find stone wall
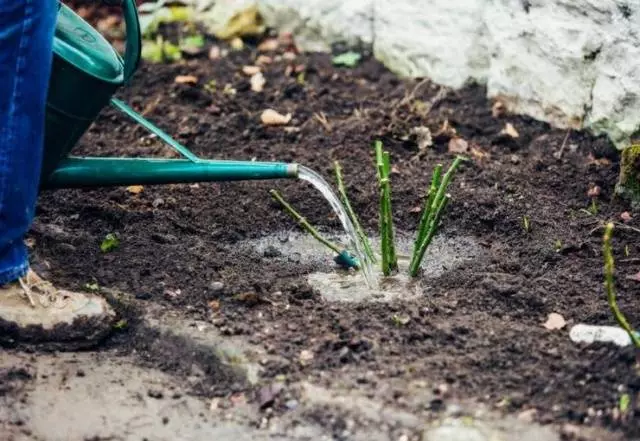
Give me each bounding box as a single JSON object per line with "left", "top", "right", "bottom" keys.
{"left": 196, "top": 0, "right": 640, "bottom": 148}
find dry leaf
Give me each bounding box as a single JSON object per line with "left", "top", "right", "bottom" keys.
{"left": 434, "top": 119, "right": 457, "bottom": 138}
{"left": 587, "top": 185, "right": 601, "bottom": 198}
{"left": 470, "top": 147, "right": 490, "bottom": 160}
{"left": 256, "top": 55, "right": 272, "bottom": 65}
{"left": 448, "top": 137, "right": 469, "bottom": 154}
{"left": 621, "top": 211, "right": 633, "bottom": 222}
{"left": 543, "top": 312, "right": 566, "bottom": 330}
{"left": 250, "top": 72, "right": 266, "bottom": 92}
{"left": 208, "top": 299, "right": 220, "bottom": 311}
{"left": 587, "top": 153, "right": 611, "bottom": 167}
{"left": 174, "top": 75, "right": 198, "bottom": 85}
{"left": 409, "top": 206, "right": 422, "bottom": 213}
{"left": 208, "top": 45, "right": 221, "bottom": 60}
{"left": 126, "top": 185, "right": 144, "bottom": 194}
{"left": 261, "top": 109, "right": 292, "bottom": 126}
{"left": 501, "top": 123, "right": 519, "bottom": 138}
{"left": 258, "top": 38, "right": 279, "bottom": 52}
{"left": 242, "top": 65, "right": 261, "bottom": 76}
{"left": 410, "top": 126, "right": 433, "bottom": 151}
{"left": 492, "top": 100, "right": 506, "bottom": 118}
{"left": 626, "top": 272, "right": 640, "bottom": 282}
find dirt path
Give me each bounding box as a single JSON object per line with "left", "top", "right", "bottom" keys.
{"left": 1, "top": 26, "right": 639, "bottom": 440}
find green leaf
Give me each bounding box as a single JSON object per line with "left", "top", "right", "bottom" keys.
{"left": 84, "top": 282, "right": 99, "bottom": 292}
{"left": 100, "top": 233, "right": 120, "bottom": 253}
{"left": 620, "top": 393, "right": 631, "bottom": 413}
{"left": 332, "top": 51, "right": 361, "bottom": 68}
{"left": 180, "top": 34, "right": 205, "bottom": 52}
{"left": 141, "top": 40, "right": 164, "bottom": 63}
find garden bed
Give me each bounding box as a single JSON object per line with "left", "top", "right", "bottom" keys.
{"left": 6, "top": 20, "right": 640, "bottom": 439}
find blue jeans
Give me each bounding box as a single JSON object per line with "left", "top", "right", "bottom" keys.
{"left": 0, "top": 0, "right": 57, "bottom": 285}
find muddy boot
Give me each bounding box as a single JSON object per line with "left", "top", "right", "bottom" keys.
{"left": 0, "top": 268, "right": 116, "bottom": 350}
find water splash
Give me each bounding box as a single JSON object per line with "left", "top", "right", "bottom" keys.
{"left": 298, "top": 165, "right": 377, "bottom": 288}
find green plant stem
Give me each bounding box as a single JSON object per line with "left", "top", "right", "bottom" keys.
{"left": 409, "top": 156, "right": 465, "bottom": 276}
{"left": 414, "top": 164, "right": 442, "bottom": 251}
{"left": 409, "top": 195, "right": 449, "bottom": 276}
{"left": 334, "top": 161, "right": 376, "bottom": 263}
{"left": 270, "top": 189, "right": 342, "bottom": 255}
{"left": 603, "top": 222, "right": 640, "bottom": 348}
{"left": 375, "top": 142, "right": 391, "bottom": 275}
{"left": 382, "top": 151, "right": 398, "bottom": 272}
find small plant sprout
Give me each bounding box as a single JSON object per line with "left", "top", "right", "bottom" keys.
{"left": 334, "top": 161, "right": 376, "bottom": 263}
{"left": 375, "top": 141, "right": 398, "bottom": 276}
{"left": 409, "top": 155, "right": 465, "bottom": 277}
{"left": 522, "top": 215, "right": 531, "bottom": 233}
{"left": 269, "top": 189, "right": 358, "bottom": 269}
{"left": 603, "top": 223, "right": 640, "bottom": 348}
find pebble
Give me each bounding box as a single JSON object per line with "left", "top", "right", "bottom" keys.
{"left": 209, "top": 281, "right": 224, "bottom": 293}
{"left": 284, "top": 399, "right": 298, "bottom": 410}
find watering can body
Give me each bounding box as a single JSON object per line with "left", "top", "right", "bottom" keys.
{"left": 43, "top": 1, "right": 296, "bottom": 188}
{"left": 44, "top": 1, "right": 140, "bottom": 180}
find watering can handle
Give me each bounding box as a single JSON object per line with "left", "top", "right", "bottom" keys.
{"left": 121, "top": 0, "right": 141, "bottom": 83}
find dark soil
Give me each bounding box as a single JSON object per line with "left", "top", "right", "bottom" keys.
{"left": 13, "top": 15, "right": 640, "bottom": 438}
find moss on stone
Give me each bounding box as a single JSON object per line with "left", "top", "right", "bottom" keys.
{"left": 616, "top": 144, "right": 640, "bottom": 207}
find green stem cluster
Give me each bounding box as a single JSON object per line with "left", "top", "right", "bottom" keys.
{"left": 603, "top": 222, "right": 640, "bottom": 348}
{"left": 375, "top": 141, "right": 398, "bottom": 276}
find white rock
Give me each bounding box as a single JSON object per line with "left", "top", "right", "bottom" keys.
{"left": 569, "top": 323, "right": 635, "bottom": 347}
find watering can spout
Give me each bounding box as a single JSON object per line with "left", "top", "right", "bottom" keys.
{"left": 43, "top": 158, "right": 299, "bottom": 189}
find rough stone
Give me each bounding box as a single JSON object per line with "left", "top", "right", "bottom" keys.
{"left": 190, "top": 0, "right": 640, "bottom": 148}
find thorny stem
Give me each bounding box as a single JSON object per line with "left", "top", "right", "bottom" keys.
{"left": 414, "top": 164, "right": 442, "bottom": 251}
{"left": 603, "top": 222, "right": 640, "bottom": 348}
{"left": 334, "top": 161, "right": 376, "bottom": 263}
{"left": 270, "top": 189, "right": 342, "bottom": 256}
{"left": 383, "top": 151, "right": 398, "bottom": 272}
{"left": 375, "top": 141, "right": 398, "bottom": 276}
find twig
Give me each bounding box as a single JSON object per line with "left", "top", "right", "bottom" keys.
{"left": 334, "top": 161, "right": 376, "bottom": 263}
{"left": 313, "top": 112, "right": 332, "bottom": 132}
{"left": 554, "top": 129, "right": 571, "bottom": 159}
{"left": 603, "top": 223, "right": 640, "bottom": 348}
{"left": 270, "top": 189, "right": 341, "bottom": 255}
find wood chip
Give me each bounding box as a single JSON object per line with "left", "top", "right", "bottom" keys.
{"left": 501, "top": 122, "right": 519, "bottom": 138}
{"left": 543, "top": 312, "right": 566, "bottom": 330}
{"left": 174, "top": 75, "right": 198, "bottom": 85}
{"left": 261, "top": 109, "right": 292, "bottom": 126}
{"left": 256, "top": 55, "right": 272, "bottom": 65}
{"left": 126, "top": 185, "right": 144, "bottom": 194}
{"left": 242, "top": 65, "right": 261, "bottom": 76}
{"left": 250, "top": 72, "right": 266, "bottom": 92}
{"left": 257, "top": 38, "right": 279, "bottom": 52}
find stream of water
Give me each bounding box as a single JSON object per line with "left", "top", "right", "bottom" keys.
{"left": 298, "top": 165, "right": 377, "bottom": 289}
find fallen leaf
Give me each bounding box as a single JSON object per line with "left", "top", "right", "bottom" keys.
{"left": 448, "top": 137, "right": 469, "bottom": 154}
{"left": 434, "top": 119, "right": 457, "bottom": 138}
{"left": 257, "top": 38, "right": 279, "bottom": 52}
{"left": 256, "top": 55, "right": 272, "bottom": 65}
{"left": 332, "top": 51, "right": 361, "bottom": 68}
{"left": 501, "top": 123, "right": 519, "bottom": 138}
{"left": 543, "top": 312, "right": 566, "bottom": 330}
{"left": 208, "top": 45, "right": 221, "bottom": 60}
{"left": 587, "top": 153, "right": 611, "bottom": 167}
{"left": 410, "top": 126, "right": 433, "bottom": 151}
{"left": 587, "top": 185, "right": 601, "bottom": 198}
{"left": 250, "top": 72, "right": 266, "bottom": 92}
{"left": 491, "top": 100, "right": 506, "bottom": 118}
{"left": 126, "top": 185, "right": 144, "bottom": 194}
{"left": 621, "top": 212, "right": 632, "bottom": 222}
{"left": 179, "top": 34, "right": 205, "bottom": 55}
{"left": 208, "top": 299, "right": 220, "bottom": 311}
{"left": 215, "top": 5, "right": 264, "bottom": 40}
{"left": 261, "top": 109, "right": 292, "bottom": 126}
{"left": 174, "top": 75, "right": 198, "bottom": 85}
{"left": 242, "top": 65, "right": 261, "bottom": 76}
{"left": 470, "top": 147, "right": 490, "bottom": 160}
{"left": 626, "top": 272, "right": 640, "bottom": 282}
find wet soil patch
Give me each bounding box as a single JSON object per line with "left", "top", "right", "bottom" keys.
{"left": 17, "top": 22, "right": 640, "bottom": 438}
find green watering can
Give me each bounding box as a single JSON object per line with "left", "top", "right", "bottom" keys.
{"left": 42, "top": 0, "right": 298, "bottom": 189}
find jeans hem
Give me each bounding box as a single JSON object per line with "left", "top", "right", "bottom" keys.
{"left": 0, "top": 261, "right": 28, "bottom": 285}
